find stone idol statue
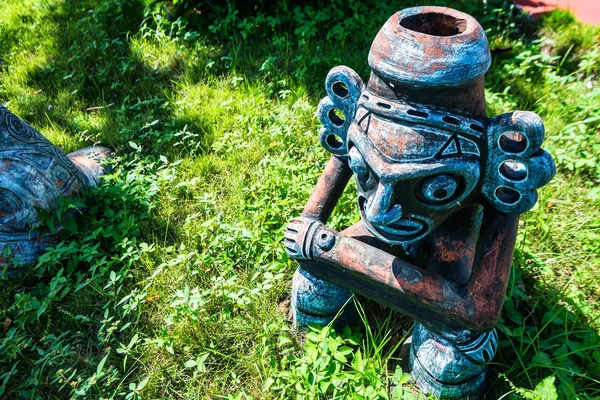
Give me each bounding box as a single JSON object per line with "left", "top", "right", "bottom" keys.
{"left": 0, "top": 105, "right": 111, "bottom": 271}
{"left": 284, "top": 6, "right": 555, "bottom": 399}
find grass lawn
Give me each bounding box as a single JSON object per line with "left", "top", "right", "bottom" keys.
{"left": 0, "top": 0, "right": 599, "bottom": 398}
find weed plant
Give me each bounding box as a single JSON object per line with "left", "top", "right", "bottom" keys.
{"left": 0, "top": 0, "right": 599, "bottom": 398}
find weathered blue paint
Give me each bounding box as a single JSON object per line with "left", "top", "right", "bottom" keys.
{"left": 286, "top": 6, "right": 555, "bottom": 398}
{"left": 482, "top": 111, "right": 556, "bottom": 213}
{"left": 317, "top": 66, "right": 365, "bottom": 156}
{"left": 410, "top": 323, "right": 498, "bottom": 399}
{"left": 347, "top": 97, "right": 483, "bottom": 244}
{"left": 291, "top": 267, "right": 355, "bottom": 329}
{"left": 0, "top": 104, "right": 112, "bottom": 269}
{"left": 368, "top": 7, "right": 491, "bottom": 88}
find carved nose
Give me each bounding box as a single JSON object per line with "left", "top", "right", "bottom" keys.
{"left": 365, "top": 181, "right": 402, "bottom": 226}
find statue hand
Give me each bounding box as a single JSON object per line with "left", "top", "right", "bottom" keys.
{"left": 283, "top": 217, "right": 324, "bottom": 260}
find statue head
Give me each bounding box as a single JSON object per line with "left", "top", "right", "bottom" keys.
{"left": 316, "top": 7, "right": 555, "bottom": 245}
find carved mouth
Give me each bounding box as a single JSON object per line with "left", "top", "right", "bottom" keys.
{"left": 358, "top": 197, "right": 430, "bottom": 244}
{"left": 380, "top": 219, "right": 423, "bottom": 235}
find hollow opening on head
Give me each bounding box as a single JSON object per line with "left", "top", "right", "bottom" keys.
{"left": 358, "top": 196, "right": 367, "bottom": 210}
{"left": 483, "top": 349, "right": 491, "bottom": 362}
{"left": 400, "top": 12, "right": 467, "bottom": 37}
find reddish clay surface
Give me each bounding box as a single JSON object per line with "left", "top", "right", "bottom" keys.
{"left": 513, "top": 0, "right": 600, "bottom": 24}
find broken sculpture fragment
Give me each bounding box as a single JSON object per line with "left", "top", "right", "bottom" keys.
{"left": 0, "top": 105, "right": 111, "bottom": 271}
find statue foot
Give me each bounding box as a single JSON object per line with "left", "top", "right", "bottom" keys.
{"left": 410, "top": 323, "right": 498, "bottom": 399}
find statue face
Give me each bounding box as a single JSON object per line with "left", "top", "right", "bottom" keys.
{"left": 346, "top": 105, "right": 483, "bottom": 244}
{"left": 318, "top": 66, "right": 555, "bottom": 229}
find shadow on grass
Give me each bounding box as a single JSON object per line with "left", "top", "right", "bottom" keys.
{"left": 487, "top": 248, "right": 600, "bottom": 398}
{"left": 8, "top": 0, "right": 214, "bottom": 158}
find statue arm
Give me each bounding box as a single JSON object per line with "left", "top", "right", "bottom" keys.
{"left": 300, "top": 155, "right": 353, "bottom": 222}
{"left": 283, "top": 154, "right": 352, "bottom": 260}
{"left": 286, "top": 209, "right": 519, "bottom": 332}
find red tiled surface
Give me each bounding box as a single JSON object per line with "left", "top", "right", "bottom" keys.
{"left": 513, "top": 0, "right": 600, "bottom": 24}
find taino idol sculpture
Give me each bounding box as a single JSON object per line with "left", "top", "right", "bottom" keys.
{"left": 284, "top": 6, "right": 555, "bottom": 399}
{"left": 0, "top": 104, "right": 111, "bottom": 270}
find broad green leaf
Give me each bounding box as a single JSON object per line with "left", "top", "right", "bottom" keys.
{"left": 97, "top": 353, "right": 109, "bottom": 375}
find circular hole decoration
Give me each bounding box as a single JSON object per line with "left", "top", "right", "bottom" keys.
{"left": 331, "top": 81, "right": 349, "bottom": 98}
{"left": 328, "top": 108, "right": 345, "bottom": 127}
{"left": 495, "top": 186, "right": 521, "bottom": 204}
{"left": 499, "top": 131, "right": 527, "bottom": 154}
{"left": 317, "top": 230, "right": 336, "bottom": 251}
{"left": 499, "top": 161, "right": 527, "bottom": 181}
{"left": 326, "top": 134, "right": 344, "bottom": 149}
{"left": 407, "top": 109, "right": 429, "bottom": 118}
{"left": 470, "top": 123, "right": 484, "bottom": 133}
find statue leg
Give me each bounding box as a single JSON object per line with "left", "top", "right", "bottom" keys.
{"left": 410, "top": 323, "right": 498, "bottom": 399}
{"left": 291, "top": 220, "right": 394, "bottom": 329}
{"left": 291, "top": 265, "right": 355, "bottom": 328}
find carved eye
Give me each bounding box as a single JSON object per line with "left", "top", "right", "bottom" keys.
{"left": 348, "top": 146, "right": 368, "bottom": 177}
{"left": 419, "top": 175, "right": 458, "bottom": 203}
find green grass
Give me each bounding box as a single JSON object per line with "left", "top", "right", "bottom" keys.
{"left": 0, "top": 0, "right": 599, "bottom": 398}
